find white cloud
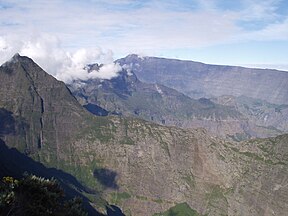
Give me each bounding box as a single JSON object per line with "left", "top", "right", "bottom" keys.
{"left": 0, "top": 0, "right": 287, "bottom": 65}
{"left": 239, "top": 0, "right": 281, "bottom": 21}
{"left": 0, "top": 0, "right": 244, "bottom": 53}
{"left": 0, "top": 33, "right": 122, "bottom": 83}
{"left": 89, "top": 63, "right": 123, "bottom": 80}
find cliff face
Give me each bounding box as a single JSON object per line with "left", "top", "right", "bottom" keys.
{"left": 1, "top": 55, "right": 288, "bottom": 216}
{"left": 117, "top": 54, "right": 288, "bottom": 105}
{"left": 0, "top": 54, "right": 89, "bottom": 165}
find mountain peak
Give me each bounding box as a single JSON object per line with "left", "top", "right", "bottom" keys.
{"left": 12, "top": 52, "right": 21, "bottom": 59}
{"left": 1, "top": 53, "right": 34, "bottom": 67}
{"left": 125, "top": 54, "right": 147, "bottom": 60}
{"left": 9, "top": 53, "right": 24, "bottom": 63}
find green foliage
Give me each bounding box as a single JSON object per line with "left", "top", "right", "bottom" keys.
{"left": 135, "top": 195, "right": 148, "bottom": 201}
{"left": 153, "top": 202, "right": 200, "bottom": 216}
{"left": 205, "top": 185, "right": 226, "bottom": 201}
{"left": 110, "top": 192, "right": 131, "bottom": 205}
{"left": 204, "top": 185, "right": 228, "bottom": 216}
{"left": 0, "top": 175, "right": 87, "bottom": 216}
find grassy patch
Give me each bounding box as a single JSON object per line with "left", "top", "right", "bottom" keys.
{"left": 205, "top": 185, "right": 226, "bottom": 201}
{"left": 153, "top": 202, "right": 201, "bottom": 216}
{"left": 110, "top": 192, "right": 132, "bottom": 205}
{"left": 135, "top": 195, "right": 148, "bottom": 201}
{"left": 80, "top": 116, "right": 115, "bottom": 143}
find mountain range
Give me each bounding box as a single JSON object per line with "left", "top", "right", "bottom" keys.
{"left": 117, "top": 54, "right": 288, "bottom": 105}
{"left": 69, "top": 61, "right": 288, "bottom": 141}
{"left": 0, "top": 54, "right": 288, "bottom": 216}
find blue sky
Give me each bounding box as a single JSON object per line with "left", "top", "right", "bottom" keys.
{"left": 0, "top": 0, "right": 288, "bottom": 72}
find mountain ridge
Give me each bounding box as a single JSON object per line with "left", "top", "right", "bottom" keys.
{"left": 68, "top": 65, "right": 254, "bottom": 140}
{"left": 117, "top": 54, "right": 288, "bottom": 105}
{"left": 69, "top": 63, "right": 284, "bottom": 140}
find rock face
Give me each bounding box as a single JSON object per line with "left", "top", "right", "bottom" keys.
{"left": 0, "top": 53, "right": 89, "bottom": 166}
{"left": 117, "top": 54, "right": 288, "bottom": 105}
{"left": 1, "top": 54, "right": 288, "bottom": 216}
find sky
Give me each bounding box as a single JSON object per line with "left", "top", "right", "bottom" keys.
{"left": 0, "top": 0, "right": 288, "bottom": 82}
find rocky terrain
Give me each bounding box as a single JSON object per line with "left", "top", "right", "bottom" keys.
{"left": 0, "top": 54, "right": 288, "bottom": 216}
{"left": 117, "top": 54, "right": 288, "bottom": 105}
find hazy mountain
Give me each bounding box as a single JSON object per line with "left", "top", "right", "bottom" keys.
{"left": 68, "top": 66, "right": 253, "bottom": 139}
{"left": 212, "top": 95, "right": 288, "bottom": 135}
{"left": 69, "top": 65, "right": 283, "bottom": 140}
{"left": 117, "top": 54, "right": 288, "bottom": 105}
{"left": 1, "top": 54, "right": 288, "bottom": 216}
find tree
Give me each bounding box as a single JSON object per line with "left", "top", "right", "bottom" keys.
{"left": 0, "top": 175, "right": 87, "bottom": 216}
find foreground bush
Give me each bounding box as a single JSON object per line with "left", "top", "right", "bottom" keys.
{"left": 0, "top": 175, "right": 87, "bottom": 216}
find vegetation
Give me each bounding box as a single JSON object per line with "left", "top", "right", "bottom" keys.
{"left": 110, "top": 192, "right": 131, "bottom": 205}
{"left": 153, "top": 202, "right": 201, "bottom": 216}
{"left": 0, "top": 175, "right": 87, "bottom": 216}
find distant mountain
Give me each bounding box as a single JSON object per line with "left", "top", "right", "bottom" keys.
{"left": 212, "top": 95, "right": 288, "bottom": 135}
{"left": 117, "top": 54, "right": 288, "bottom": 105}
{"left": 1, "top": 54, "right": 288, "bottom": 216}
{"left": 68, "top": 66, "right": 254, "bottom": 139}
{"left": 69, "top": 65, "right": 283, "bottom": 140}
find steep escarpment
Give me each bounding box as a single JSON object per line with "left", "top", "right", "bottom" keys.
{"left": 117, "top": 54, "right": 288, "bottom": 105}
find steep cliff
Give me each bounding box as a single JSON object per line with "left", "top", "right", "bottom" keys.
{"left": 0, "top": 53, "right": 89, "bottom": 166}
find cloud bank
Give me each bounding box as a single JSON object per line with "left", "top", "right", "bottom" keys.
{"left": 0, "top": 0, "right": 287, "bottom": 66}
{"left": 0, "top": 34, "right": 122, "bottom": 83}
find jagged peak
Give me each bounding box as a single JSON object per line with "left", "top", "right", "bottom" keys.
{"left": 1, "top": 53, "right": 21, "bottom": 66}
{"left": 9, "top": 53, "right": 24, "bottom": 63}
{"left": 12, "top": 52, "right": 21, "bottom": 59}
{"left": 2, "top": 53, "right": 25, "bottom": 65}
{"left": 0, "top": 53, "right": 52, "bottom": 81}
{"left": 125, "top": 53, "right": 147, "bottom": 60}
{"left": 1, "top": 53, "right": 36, "bottom": 68}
